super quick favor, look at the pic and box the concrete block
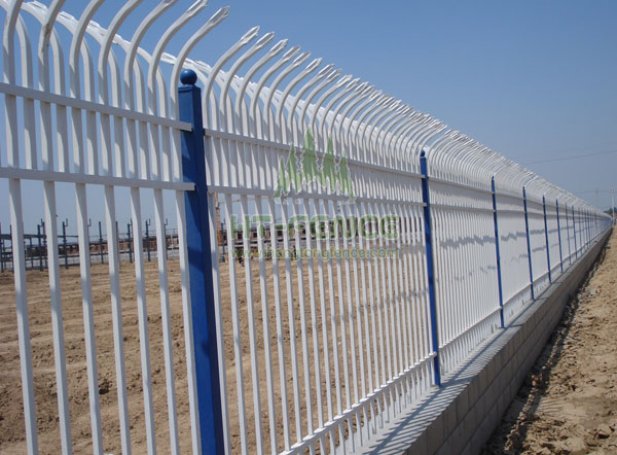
[461,408,475,440]
[470,399,483,428]
[472,417,492,453]
[497,368,509,396]
[426,414,444,454]
[435,438,452,455]
[478,365,490,394]
[442,400,457,439]
[448,424,469,453]
[468,376,482,405]
[404,430,428,455]
[460,441,473,455]
[456,386,470,422]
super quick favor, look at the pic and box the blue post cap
[180,69,198,86]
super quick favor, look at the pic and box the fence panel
[0,2,206,454]
[0,2,613,455]
[495,191,532,323]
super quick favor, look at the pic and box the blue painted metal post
[580,209,584,251]
[420,151,441,387]
[542,195,552,283]
[491,177,505,328]
[523,187,535,301]
[585,212,591,245]
[581,210,585,250]
[585,210,588,247]
[556,199,564,274]
[581,210,584,249]
[178,69,224,454]
[572,206,578,259]
[581,210,585,249]
[564,203,572,265]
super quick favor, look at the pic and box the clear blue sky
[2,0,616,235]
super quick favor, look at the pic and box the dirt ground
[0,240,416,454]
[0,259,194,455]
[484,229,617,455]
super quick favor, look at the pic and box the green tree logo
[275,130,354,200]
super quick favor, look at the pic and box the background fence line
[0,221,181,271]
[0,2,613,455]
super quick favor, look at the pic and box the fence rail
[0,2,613,455]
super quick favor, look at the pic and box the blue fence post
[581,209,587,249]
[565,203,572,265]
[585,211,588,248]
[491,177,505,328]
[589,213,592,242]
[178,69,224,454]
[581,209,587,252]
[420,150,441,387]
[579,209,583,251]
[572,206,578,259]
[556,199,564,274]
[542,195,552,284]
[522,187,535,301]
[581,211,584,248]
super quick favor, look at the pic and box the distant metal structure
[0,1,612,455]
[0,220,180,271]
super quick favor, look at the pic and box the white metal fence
[0,2,612,455]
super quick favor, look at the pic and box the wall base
[360,229,612,455]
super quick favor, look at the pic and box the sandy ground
[0,243,412,454]
[484,229,617,455]
[0,259,194,455]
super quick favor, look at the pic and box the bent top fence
[0,1,612,455]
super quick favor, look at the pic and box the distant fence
[0,2,612,455]
[0,221,180,271]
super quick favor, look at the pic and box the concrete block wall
[360,229,612,455]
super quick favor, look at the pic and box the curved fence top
[0,0,609,215]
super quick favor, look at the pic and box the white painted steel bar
[0,167,194,190]
[86,9,135,449]
[256,195,279,454]
[280,198,303,443]
[223,192,249,455]
[266,197,292,451]
[35,2,73,453]
[2,5,37,453]
[239,194,264,454]
[67,3,105,451]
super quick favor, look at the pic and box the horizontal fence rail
[0,2,613,455]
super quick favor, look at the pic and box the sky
[209,0,617,206]
[1,0,616,235]
[185,0,616,207]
